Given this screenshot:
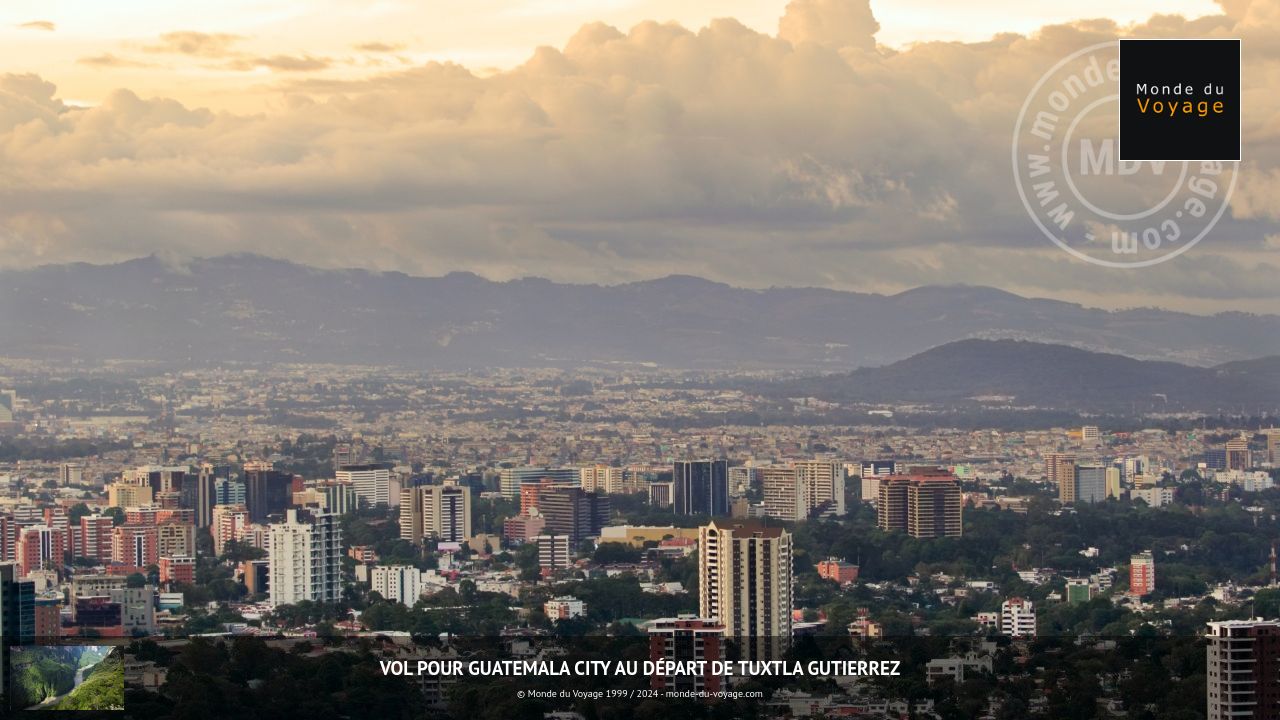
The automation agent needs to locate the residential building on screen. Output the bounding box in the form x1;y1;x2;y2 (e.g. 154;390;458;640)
1000;597;1036;637
877;470;963;538
544;596;585;620
1206;619;1280;720
371;565;424;606
1131;551;1156;597
536;534;572;576
1045;453;1077;503
401;481;473;544
698;520;793;661
268;509;343;606
647;615;724;694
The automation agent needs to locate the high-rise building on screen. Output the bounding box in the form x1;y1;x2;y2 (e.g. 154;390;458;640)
1130;551;1155;597
1074;464;1108;504
244;461;294;522
698;520;792;661
536;534;572;576
499;467;580;500
212;504;251;556
674;460;729;516
1000;597;1036;637
760;466;809;521
647;616;725;694
59;463;84;487
760;462;847;520
17;525;64;577
1045;453;1078;503
107;482;154;508
876;470;962;538
156;522;195;559
129;465;190;497
648;481;674;508
195;463;233;529
1081;425;1101;445
337;463;395;508
1206;620;1280;720
540;487;610;544
294;480;356;516
579;465;624;494
400;481;473;544
728;466;761;498
1266;430;1280;465
0;563;36;698
371;565;424;606
111;525;159;569
1105;467;1123;499
1226;436;1251;472
268;509;343;606
78;515;115;564
159;555;195;585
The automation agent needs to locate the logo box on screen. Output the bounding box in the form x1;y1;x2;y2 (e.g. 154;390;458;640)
1119;39;1241;161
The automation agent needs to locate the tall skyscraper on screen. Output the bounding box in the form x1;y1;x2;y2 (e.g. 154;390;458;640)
698;520;792;661
0;563;36;698
1074;464;1107;504
244;461;294;522
1045;453;1077;503
1206;620;1280;720
1130;551;1155;597
195;463;235;528
674;460;729;516
268;509;343;606
337;462;395;508
876;470;963;538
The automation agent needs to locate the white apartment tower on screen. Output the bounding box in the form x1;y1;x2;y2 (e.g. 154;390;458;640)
268;509;343;606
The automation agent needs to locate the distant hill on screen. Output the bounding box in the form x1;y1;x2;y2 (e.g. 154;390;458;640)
775;339;1280;413
1;254;1278;369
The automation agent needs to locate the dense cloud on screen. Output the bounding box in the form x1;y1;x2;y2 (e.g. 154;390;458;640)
1;0;1278;311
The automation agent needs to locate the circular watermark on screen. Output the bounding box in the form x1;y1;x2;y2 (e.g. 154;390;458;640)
1012;41;1237;268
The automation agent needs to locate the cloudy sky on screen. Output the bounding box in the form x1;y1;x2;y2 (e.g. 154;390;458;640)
1;0;1278;313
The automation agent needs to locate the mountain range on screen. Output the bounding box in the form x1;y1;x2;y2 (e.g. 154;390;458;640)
774;339;1280;413
1;254;1278;370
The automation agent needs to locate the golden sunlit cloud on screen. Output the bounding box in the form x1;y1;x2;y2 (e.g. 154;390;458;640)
0;0;1276;313
143;31;244;58
17;20;55;31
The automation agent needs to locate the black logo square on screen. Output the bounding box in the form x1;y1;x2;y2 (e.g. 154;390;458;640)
1119;39;1240;161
